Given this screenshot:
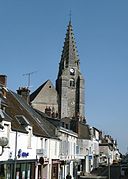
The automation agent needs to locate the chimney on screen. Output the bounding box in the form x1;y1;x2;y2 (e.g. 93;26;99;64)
0;75;7;87
0;75;7;98
17;87;30;104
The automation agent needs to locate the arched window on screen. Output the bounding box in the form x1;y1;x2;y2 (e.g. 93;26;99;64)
70;78;75;87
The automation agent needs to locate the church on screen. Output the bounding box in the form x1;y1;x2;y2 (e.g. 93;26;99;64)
30;20;86;125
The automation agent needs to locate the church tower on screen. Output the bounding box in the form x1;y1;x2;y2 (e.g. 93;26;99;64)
56;20;85;120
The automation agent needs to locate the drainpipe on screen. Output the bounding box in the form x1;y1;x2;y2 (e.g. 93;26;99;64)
108;156;110;179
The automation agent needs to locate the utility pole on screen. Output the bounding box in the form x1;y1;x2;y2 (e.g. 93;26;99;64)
13;130;18;179
22;71;37;88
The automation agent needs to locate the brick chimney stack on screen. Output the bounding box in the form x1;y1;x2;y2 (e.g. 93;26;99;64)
17;87;30;104
0;75;7;98
0;75;7;87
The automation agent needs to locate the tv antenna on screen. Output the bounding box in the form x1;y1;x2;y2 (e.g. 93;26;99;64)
22;71;37;88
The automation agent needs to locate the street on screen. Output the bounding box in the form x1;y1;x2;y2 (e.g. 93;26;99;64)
90;164;123;179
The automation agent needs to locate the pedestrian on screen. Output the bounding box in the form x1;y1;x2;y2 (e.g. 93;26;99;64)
66;173;72;179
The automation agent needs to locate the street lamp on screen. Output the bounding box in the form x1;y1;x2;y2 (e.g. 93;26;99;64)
85;148;89;174
108;154;111;179
13;130;18;179
0;137;8;156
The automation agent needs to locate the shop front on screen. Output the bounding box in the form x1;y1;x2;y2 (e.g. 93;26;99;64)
51;159;60;179
36;157;49;179
0;159;36;179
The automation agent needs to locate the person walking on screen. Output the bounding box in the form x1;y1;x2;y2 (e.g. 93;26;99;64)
66;173;72;179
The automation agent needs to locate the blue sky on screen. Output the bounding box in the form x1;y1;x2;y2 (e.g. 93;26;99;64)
0;0;128;154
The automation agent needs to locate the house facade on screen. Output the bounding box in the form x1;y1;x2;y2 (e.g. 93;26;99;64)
0;75;80;179
99;134;120;166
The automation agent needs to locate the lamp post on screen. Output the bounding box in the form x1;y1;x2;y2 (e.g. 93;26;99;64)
85;148;89;174
108;154;111;179
13;130;18;179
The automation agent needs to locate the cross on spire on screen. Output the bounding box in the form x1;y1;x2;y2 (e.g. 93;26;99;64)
69;10;72;23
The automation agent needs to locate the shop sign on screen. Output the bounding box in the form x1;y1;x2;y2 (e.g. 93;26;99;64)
89;155;92;160
52;159;60;164
18;149;29;158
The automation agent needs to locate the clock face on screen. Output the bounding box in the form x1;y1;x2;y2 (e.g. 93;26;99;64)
70;68;75;75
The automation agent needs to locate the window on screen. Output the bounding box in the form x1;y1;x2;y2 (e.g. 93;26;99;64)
54;141;57;156
74;143;76;155
70;79;75;87
62;122;65;127
44;139;47;150
76;145;79;154
16;115;29;127
40;138;43;149
3;123;10;147
27;127;32;148
66;123;69;129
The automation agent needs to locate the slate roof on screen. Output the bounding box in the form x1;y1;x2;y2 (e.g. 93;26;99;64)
5;89;57;138
4;88;91;140
78;122;91;140
35;109;60;135
35;109;78;137
38;109;91;140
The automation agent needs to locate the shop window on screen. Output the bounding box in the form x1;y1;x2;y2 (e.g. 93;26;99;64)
21;164;26;179
26;164;31;179
27;127;32;148
0;164;5;177
3;123;10;147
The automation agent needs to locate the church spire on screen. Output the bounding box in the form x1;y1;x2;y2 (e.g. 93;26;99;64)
58;20;80;77
56;20;85;120
69;10;72;24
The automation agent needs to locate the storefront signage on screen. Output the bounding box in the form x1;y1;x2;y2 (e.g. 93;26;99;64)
89;155;92;160
18;149;29;158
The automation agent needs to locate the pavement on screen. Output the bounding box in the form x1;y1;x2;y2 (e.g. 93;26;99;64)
79;172;107;179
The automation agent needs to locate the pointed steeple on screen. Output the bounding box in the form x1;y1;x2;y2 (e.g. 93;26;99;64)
58;21;80;77
56;20;85;120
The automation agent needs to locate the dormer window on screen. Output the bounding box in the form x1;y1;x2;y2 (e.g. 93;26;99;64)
15;115;29;127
